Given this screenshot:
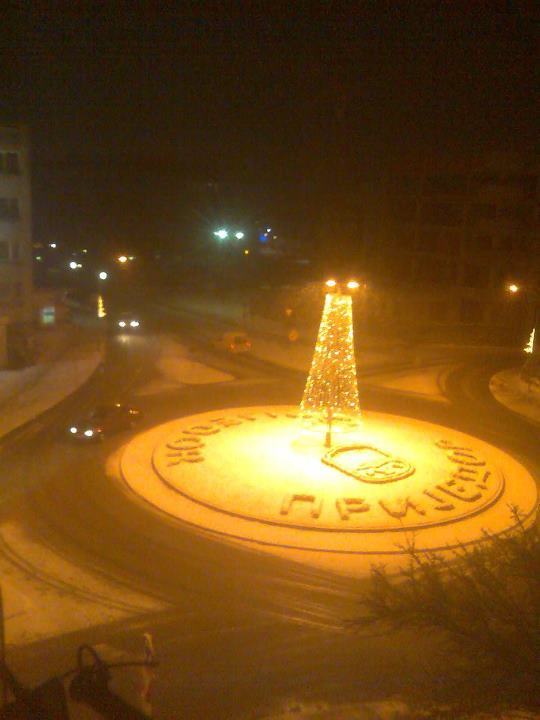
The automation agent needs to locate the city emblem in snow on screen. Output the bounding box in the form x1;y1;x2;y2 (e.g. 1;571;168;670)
322;445;416;483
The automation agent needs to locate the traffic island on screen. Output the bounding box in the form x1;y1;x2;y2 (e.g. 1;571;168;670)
118;405;538;576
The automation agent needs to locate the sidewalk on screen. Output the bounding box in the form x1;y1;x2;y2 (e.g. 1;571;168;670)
0;321;104;440
490;366;540;426
155;293;420;375
159;292;540;421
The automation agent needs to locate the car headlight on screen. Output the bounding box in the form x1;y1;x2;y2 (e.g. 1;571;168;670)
70;426;78;434
130;320;139;328
118;321;126;328
84;429;94;437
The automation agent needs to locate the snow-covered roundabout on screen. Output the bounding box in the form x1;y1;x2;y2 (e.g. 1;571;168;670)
118;405;538;575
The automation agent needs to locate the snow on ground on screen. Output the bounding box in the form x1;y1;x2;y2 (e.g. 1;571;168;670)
490;368;540;425
259;698;540;719
360;364;450;402
119;406;537;578
136;337;233;396
259;697;410;719
0;334;103;439
245;335;409;376
0;520;165;647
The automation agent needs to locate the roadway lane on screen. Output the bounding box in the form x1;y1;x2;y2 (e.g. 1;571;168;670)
1;310;538;718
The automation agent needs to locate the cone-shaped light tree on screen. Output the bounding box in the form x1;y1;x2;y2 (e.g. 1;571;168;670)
300;281;361;446
524;328;535;355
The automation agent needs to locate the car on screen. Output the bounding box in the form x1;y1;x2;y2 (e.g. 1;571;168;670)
212;331;252;354
114;312;141;332
68;403;141;441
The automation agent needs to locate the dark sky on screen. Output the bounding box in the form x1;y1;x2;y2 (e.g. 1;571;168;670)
1;1;538;249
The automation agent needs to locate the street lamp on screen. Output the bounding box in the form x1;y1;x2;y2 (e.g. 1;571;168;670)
507;283;520;294
213;229;228;240
325;278;360;293
98;271;108;281
235;231;245;240
117;255;128;264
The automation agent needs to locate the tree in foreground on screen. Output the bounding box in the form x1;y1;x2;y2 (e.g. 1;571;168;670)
353;512;540;716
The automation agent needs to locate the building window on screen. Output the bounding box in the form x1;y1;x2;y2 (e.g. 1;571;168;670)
0;198;19;220
4;153;20;175
0;240;9;260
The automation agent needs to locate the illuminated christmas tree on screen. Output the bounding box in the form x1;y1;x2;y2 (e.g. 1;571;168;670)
300;284;361;446
524;328;535;355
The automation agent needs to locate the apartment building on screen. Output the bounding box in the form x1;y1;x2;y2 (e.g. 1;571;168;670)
0;125;33;366
362;152;539;344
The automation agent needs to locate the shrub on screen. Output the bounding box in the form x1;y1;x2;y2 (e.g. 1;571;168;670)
353;512;540;715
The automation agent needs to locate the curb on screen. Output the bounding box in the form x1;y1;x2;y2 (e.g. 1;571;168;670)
0;333;106;446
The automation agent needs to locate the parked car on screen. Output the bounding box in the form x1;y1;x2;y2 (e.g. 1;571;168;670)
212;331;251;354
68;403;141;441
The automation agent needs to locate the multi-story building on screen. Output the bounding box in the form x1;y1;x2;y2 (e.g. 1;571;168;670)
362;152;540;344
0;125;33;366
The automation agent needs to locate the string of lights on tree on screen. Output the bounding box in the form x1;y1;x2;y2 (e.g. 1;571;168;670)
524;328;535;355
300;281;361;444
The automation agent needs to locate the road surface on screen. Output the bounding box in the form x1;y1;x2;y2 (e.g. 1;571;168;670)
0;302;537;718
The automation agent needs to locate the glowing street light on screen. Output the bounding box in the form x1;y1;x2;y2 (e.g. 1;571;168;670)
98;271;108;280
213;229;228;240
235;231;245;240
69;261;80;270
325;279;360;292
117;255;128;264
507;283;520;294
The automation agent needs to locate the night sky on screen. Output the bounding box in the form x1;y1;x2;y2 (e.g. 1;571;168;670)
1;2;538;251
